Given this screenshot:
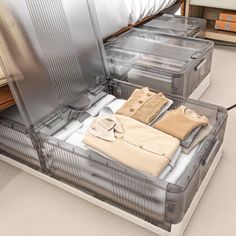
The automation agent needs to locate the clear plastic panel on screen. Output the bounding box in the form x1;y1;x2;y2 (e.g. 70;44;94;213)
42;134;170;230
140;14;206;38
0;106;41;168
0;0;108;128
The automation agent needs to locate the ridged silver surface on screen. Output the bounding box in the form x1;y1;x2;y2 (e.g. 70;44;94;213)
0;124;40;168
26;0;86;104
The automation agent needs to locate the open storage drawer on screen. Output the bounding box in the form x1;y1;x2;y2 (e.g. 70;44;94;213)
0;106;41;169
0;0;228;234
139;14;206;38
0;80;228;231
35;80;227;231
105;29;213;98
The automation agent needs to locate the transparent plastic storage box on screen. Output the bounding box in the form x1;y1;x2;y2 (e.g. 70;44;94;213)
0;106;41;169
0;0;227;234
140;14;206;38
105;28;214;97
39;82;227;232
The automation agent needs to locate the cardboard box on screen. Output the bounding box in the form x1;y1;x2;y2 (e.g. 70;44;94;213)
220;12;236;23
215;20;236;32
203;8;221;20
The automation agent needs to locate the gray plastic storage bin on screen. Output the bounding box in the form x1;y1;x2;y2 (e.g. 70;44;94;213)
38;80;227;231
105;28;214;97
140;14;206;38
0;106;41;169
0;0;227;233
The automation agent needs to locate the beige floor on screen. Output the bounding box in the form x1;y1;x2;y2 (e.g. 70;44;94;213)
0;45;236;236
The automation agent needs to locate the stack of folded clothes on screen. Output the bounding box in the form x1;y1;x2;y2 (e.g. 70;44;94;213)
154;105;211;154
63;88;173;154
82;88;178;177
154;105;212;182
52;87;212;182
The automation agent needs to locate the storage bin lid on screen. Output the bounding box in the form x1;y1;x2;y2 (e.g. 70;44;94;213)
143;14;205;36
105;28;213;74
0;0;108;129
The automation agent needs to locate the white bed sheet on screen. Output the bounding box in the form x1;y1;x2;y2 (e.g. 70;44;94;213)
94;0;177;38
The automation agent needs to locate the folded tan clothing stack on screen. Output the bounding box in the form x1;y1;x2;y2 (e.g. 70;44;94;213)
154;106;209;140
83;114;180;177
116;87;168;124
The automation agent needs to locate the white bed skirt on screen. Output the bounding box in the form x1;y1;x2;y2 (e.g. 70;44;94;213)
94;0;177;38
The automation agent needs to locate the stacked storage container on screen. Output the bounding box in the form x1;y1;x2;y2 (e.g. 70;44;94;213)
140;14;206;38
105;28;213;98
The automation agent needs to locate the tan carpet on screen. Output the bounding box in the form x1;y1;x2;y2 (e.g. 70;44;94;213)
0;45;236;236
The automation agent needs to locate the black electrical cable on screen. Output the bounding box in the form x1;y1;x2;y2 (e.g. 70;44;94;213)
227;104;236;111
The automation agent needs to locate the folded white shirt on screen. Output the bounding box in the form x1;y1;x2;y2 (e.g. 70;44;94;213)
165;144;199;184
103;99;127;114
87;94;116;117
159;146;182;179
76;117;94;135
53;95;115;141
65;98;124;149
66;117;94;150
66;131;87;150
53;120;83;141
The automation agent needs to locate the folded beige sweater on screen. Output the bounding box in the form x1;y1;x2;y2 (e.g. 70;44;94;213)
116;87;168;124
154;106;209;140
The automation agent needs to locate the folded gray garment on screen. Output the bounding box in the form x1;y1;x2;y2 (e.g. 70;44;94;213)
181;126;203;148
182;124;213;154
